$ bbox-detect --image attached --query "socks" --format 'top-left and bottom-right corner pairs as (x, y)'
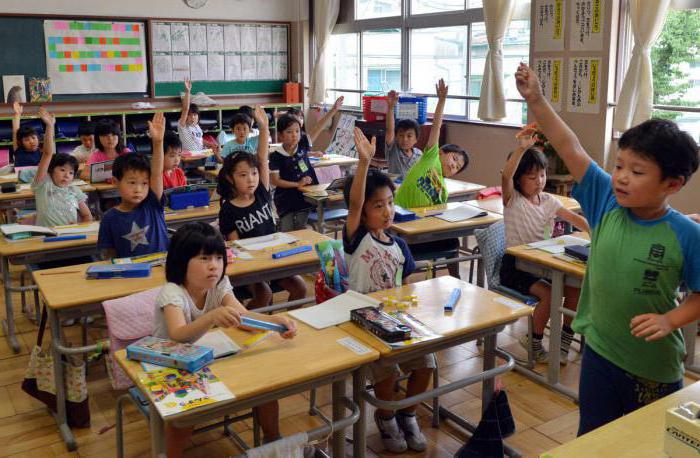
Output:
(532, 333), (544, 352)
(561, 325), (574, 354)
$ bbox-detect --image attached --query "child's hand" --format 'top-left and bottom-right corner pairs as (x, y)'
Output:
(353, 127), (376, 162)
(252, 105), (269, 129)
(297, 176), (313, 187)
(38, 107), (55, 126)
(12, 101), (22, 117)
(436, 78), (448, 100)
(148, 112), (166, 141)
(515, 63), (543, 103)
(515, 129), (536, 151)
(387, 90), (399, 107)
(333, 95), (344, 111)
(273, 316), (297, 339)
(209, 306), (241, 328)
(630, 313), (672, 341)
(690, 214), (700, 224)
(309, 151), (324, 158)
(184, 78), (192, 93)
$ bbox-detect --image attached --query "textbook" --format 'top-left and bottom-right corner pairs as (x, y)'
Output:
(0, 224), (57, 240)
(127, 335), (214, 372)
(85, 263), (152, 279)
(195, 330), (241, 359)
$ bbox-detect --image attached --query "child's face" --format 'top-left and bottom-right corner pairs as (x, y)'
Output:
(21, 134), (39, 152)
(186, 112), (199, 126)
(396, 128), (417, 151)
(612, 148), (682, 210)
(231, 161), (259, 196)
(280, 124), (301, 148)
(362, 186), (395, 231)
(117, 169), (150, 207)
(185, 251), (224, 291)
(79, 134), (94, 150)
(51, 164), (75, 188)
(232, 123), (251, 143)
(439, 150), (465, 177)
(517, 166), (547, 198)
(99, 133), (119, 151)
(164, 147), (182, 171)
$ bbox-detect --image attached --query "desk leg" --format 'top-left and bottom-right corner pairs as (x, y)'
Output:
(149, 408), (167, 458)
(547, 271), (564, 384)
(352, 366), (367, 458)
(481, 333), (496, 412)
(1, 256), (19, 353)
(332, 378), (346, 457)
(316, 201), (325, 233)
(49, 307), (77, 451)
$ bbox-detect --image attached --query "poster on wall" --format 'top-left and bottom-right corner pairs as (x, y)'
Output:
(567, 57), (601, 114)
(534, 58), (563, 112)
(44, 20), (147, 94)
(569, 0), (605, 51)
(533, 0), (565, 52)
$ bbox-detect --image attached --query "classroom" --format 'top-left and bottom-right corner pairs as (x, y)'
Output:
(0, 0), (698, 457)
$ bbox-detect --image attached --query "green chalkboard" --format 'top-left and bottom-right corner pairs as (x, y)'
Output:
(154, 80), (284, 97)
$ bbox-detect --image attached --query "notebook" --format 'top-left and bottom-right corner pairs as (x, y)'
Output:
(433, 204), (487, 222)
(288, 290), (382, 329)
(195, 330), (241, 359)
(527, 235), (590, 254)
(90, 160), (114, 183)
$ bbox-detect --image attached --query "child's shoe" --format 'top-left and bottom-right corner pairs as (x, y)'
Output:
(396, 411), (427, 452)
(519, 334), (548, 363)
(374, 411), (407, 453)
(560, 327), (575, 366)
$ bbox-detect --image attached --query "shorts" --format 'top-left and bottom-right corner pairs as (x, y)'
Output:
(369, 353), (437, 383)
(499, 253), (546, 295)
(408, 239), (460, 260)
(278, 210), (310, 232)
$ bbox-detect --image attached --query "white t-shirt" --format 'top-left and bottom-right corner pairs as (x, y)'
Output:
(504, 190), (563, 248)
(178, 123), (204, 152)
(71, 144), (94, 163)
(152, 277), (233, 339)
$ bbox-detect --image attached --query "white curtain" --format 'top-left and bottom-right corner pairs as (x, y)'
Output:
(307, 0), (340, 106)
(613, 0), (671, 131)
(477, 0), (516, 121)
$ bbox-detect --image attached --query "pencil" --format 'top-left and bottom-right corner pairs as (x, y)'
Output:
(39, 270), (82, 275)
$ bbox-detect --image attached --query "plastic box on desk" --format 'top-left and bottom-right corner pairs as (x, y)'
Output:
(362, 95), (389, 122)
(169, 189), (210, 210)
(394, 96), (428, 124)
(351, 306), (412, 343)
(394, 205), (417, 222)
(126, 336), (214, 372)
(665, 402), (700, 458)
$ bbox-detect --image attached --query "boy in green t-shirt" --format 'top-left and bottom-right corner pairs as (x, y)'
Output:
(516, 63), (700, 435)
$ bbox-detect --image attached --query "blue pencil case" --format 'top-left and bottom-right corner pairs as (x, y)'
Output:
(126, 336), (214, 372)
(85, 263), (152, 279)
(394, 206), (417, 222)
(169, 190), (210, 210)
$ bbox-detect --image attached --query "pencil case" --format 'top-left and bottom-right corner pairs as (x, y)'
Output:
(86, 263), (152, 279)
(351, 306), (412, 343)
(126, 336), (213, 372)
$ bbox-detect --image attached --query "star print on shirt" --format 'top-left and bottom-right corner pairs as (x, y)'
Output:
(122, 221), (150, 251)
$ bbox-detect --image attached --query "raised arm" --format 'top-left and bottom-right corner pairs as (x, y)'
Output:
(253, 105), (270, 190)
(307, 96), (344, 145)
(346, 128), (376, 240)
(426, 79), (447, 150)
(515, 63), (591, 182)
(556, 207), (590, 233)
(501, 127), (537, 205)
(148, 112), (166, 200)
(385, 91), (398, 146)
(34, 107), (56, 184)
(11, 102), (22, 152)
(178, 79), (192, 127)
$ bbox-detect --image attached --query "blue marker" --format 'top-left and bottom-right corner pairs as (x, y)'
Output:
(444, 288), (461, 312)
(272, 245), (312, 259)
(44, 234), (87, 242)
(241, 316), (287, 333)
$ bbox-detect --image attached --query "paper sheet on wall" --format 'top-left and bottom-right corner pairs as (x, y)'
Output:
(533, 0), (565, 52)
(44, 20), (147, 94)
(153, 55), (173, 82)
(207, 53), (225, 81)
(534, 58), (563, 112)
(569, 0), (605, 51)
(171, 54), (190, 81)
(170, 23), (190, 52)
(272, 26), (287, 52)
(206, 24), (224, 52)
(567, 57), (601, 114)
(256, 54), (272, 80)
(152, 23), (172, 52)
(325, 114), (358, 158)
(241, 55), (257, 80)
(225, 54), (242, 81)
(273, 54), (288, 80)
(189, 24), (207, 52)
(240, 26), (257, 52)
(224, 24), (241, 52)
(256, 26), (272, 52)
(189, 54), (208, 80)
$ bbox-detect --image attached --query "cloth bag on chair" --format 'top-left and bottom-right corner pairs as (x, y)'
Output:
(21, 306), (90, 428)
(454, 389), (515, 457)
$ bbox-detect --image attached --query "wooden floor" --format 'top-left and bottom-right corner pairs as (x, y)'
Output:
(0, 263), (697, 458)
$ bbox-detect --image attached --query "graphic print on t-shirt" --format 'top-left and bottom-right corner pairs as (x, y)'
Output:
(234, 202), (274, 234)
(123, 221), (150, 250)
(358, 244), (403, 290)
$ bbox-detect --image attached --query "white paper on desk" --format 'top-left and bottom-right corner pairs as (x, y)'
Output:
(53, 221), (100, 235)
(195, 330), (241, 358)
(233, 233), (297, 251)
(433, 204), (487, 222)
(527, 235), (589, 254)
(288, 290), (381, 329)
(70, 179), (87, 186)
(0, 173), (17, 180)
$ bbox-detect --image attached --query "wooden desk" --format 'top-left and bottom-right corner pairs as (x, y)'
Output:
(443, 179), (485, 202)
(542, 381), (700, 457)
(308, 154), (359, 169)
(0, 183), (96, 218)
(338, 276), (532, 456)
(165, 200), (220, 228)
(466, 194), (582, 215)
(116, 323), (379, 456)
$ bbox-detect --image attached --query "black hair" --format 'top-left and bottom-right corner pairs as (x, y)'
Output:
(166, 222), (228, 285)
(237, 105), (254, 118)
(112, 152), (150, 180)
(77, 121), (95, 137)
(618, 118), (699, 183)
(512, 148), (548, 193)
(277, 115), (301, 135)
(17, 125), (38, 141)
(216, 152), (259, 201)
(441, 144), (470, 175)
(163, 131), (182, 153)
(188, 103), (200, 115)
(230, 113), (253, 130)
(395, 118), (420, 138)
(48, 153), (79, 176)
(343, 168), (396, 208)
(286, 107), (303, 119)
(94, 120), (127, 153)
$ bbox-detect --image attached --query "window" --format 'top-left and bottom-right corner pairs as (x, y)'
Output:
(326, 1), (530, 125)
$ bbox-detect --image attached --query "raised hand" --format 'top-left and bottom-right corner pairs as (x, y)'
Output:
(184, 78), (192, 93)
(333, 95), (345, 111)
(252, 105), (269, 129)
(387, 90), (399, 107)
(37, 107), (55, 126)
(436, 79), (448, 100)
(353, 127), (376, 162)
(515, 63), (543, 103)
(148, 112), (166, 141)
(12, 101), (22, 117)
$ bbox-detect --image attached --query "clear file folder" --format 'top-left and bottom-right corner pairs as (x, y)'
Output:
(288, 290), (382, 329)
(433, 204), (487, 222)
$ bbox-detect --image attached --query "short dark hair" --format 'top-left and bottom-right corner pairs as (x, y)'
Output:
(286, 107), (303, 119)
(112, 152), (150, 180)
(441, 144), (470, 175)
(217, 152), (259, 201)
(17, 125), (38, 141)
(163, 131), (182, 153)
(48, 153), (79, 176)
(277, 115), (301, 134)
(230, 113), (253, 130)
(237, 105), (254, 118)
(188, 103), (200, 115)
(94, 120), (127, 153)
(166, 222), (228, 285)
(395, 118), (420, 138)
(77, 121), (95, 137)
(619, 118), (699, 183)
(343, 168), (396, 208)
(512, 148), (548, 193)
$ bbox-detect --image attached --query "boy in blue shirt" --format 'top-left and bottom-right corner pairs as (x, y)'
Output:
(98, 112), (169, 259)
(515, 63), (700, 435)
(11, 102), (43, 167)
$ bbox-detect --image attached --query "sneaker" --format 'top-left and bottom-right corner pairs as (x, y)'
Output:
(396, 411), (427, 452)
(374, 411), (407, 453)
(519, 335), (548, 363)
